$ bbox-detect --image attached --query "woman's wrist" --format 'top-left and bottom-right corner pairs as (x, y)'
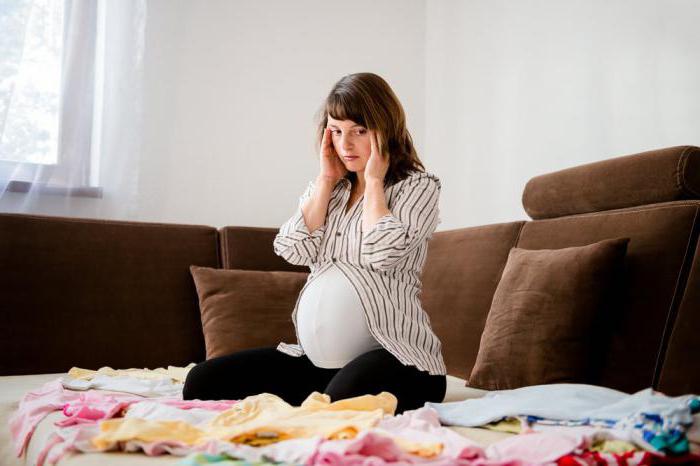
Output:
(365, 178), (384, 193)
(315, 175), (338, 188)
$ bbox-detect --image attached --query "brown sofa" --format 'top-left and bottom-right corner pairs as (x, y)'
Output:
(1, 144), (699, 465)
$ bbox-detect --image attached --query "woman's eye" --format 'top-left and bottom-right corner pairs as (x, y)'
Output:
(330, 129), (366, 135)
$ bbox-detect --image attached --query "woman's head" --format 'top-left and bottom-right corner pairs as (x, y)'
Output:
(315, 72), (425, 187)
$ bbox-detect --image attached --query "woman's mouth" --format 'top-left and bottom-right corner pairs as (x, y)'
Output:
(343, 156), (359, 161)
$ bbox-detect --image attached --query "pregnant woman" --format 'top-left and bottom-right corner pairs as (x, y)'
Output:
(183, 72), (447, 414)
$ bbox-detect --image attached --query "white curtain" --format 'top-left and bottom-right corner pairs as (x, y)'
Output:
(0, 0), (147, 220)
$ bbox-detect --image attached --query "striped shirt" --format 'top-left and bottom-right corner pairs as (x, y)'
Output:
(273, 171), (447, 375)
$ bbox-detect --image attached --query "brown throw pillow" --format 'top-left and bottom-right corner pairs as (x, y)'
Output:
(467, 237), (630, 390)
(189, 265), (308, 359)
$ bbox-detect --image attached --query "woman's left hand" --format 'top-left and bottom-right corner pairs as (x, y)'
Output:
(364, 130), (390, 184)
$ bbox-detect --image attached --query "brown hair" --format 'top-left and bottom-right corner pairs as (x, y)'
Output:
(313, 72), (426, 188)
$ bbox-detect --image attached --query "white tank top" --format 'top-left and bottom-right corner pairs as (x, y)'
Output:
(296, 263), (383, 368)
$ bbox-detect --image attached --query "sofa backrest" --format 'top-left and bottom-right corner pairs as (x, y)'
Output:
(3, 145), (698, 396)
(218, 226), (307, 273)
(513, 200), (698, 393)
(513, 145), (700, 394)
(419, 146), (700, 394)
(0, 214), (219, 375)
(419, 222), (524, 379)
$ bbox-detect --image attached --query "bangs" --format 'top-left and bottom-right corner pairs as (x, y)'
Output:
(325, 93), (367, 127)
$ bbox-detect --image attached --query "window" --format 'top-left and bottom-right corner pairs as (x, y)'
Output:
(1, 0), (102, 197)
(0, 0), (64, 165)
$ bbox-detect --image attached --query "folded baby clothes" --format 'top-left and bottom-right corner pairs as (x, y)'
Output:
(125, 401), (226, 427)
(61, 363), (196, 397)
(67, 363), (196, 382)
(61, 373), (184, 397)
(426, 383), (700, 455)
(90, 391), (397, 450)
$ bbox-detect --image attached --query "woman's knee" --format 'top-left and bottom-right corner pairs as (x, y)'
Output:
(182, 346), (334, 402)
(182, 360), (209, 400)
(323, 349), (399, 399)
(182, 347), (274, 400)
(324, 349), (446, 413)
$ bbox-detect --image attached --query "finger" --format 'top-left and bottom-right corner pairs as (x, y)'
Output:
(325, 128), (338, 156)
(375, 131), (384, 157)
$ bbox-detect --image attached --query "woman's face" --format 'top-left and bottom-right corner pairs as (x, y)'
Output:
(327, 115), (371, 173)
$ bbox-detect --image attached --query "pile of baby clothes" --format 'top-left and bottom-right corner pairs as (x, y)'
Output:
(8, 365), (700, 466)
(426, 383), (700, 465)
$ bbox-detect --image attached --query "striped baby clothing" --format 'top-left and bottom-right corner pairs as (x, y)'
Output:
(273, 171), (446, 375)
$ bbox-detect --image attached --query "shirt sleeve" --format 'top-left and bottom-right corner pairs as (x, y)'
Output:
(360, 172), (442, 271)
(273, 180), (327, 266)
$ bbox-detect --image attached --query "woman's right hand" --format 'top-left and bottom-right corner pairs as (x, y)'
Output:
(318, 127), (348, 184)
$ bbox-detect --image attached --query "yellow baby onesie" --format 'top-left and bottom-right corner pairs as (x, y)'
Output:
(68, 363), (196, 383)
(93, 391), (397, 449)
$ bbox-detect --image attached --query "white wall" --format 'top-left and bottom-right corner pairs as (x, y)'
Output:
(136, 0), (427, 228)
(426, 0), (700, 229)
(3, 0), (699, 231)
(0, 0), (427, 227)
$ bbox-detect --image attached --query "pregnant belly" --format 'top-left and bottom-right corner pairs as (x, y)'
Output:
(296, 264), (382, 368)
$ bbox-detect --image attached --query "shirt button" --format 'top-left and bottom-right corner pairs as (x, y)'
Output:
(336, 232), (341, 236)
(331, 258), (336, 262)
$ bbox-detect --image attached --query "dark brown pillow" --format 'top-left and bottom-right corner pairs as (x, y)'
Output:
(467, 237), (630, 390)
(189, 265), (308, 359)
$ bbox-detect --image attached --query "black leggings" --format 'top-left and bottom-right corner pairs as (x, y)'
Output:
(183, 346), (446, 414)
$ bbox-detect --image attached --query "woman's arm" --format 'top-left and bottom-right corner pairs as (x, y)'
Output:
(302, 175), (335, 233)
(361, 178), (392, 233)
(272, 176), (335, 266)
(360, 173), (442, 271)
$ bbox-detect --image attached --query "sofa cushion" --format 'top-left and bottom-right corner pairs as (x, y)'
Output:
(189, 265), (306, 359)
(467, 237), (630, 390)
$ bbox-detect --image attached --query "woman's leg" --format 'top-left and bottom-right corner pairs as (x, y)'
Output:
(324, 348), (447, 414)
(182, 346), (339, 406)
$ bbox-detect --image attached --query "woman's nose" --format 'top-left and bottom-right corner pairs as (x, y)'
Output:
(340, 136), (353, 151)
